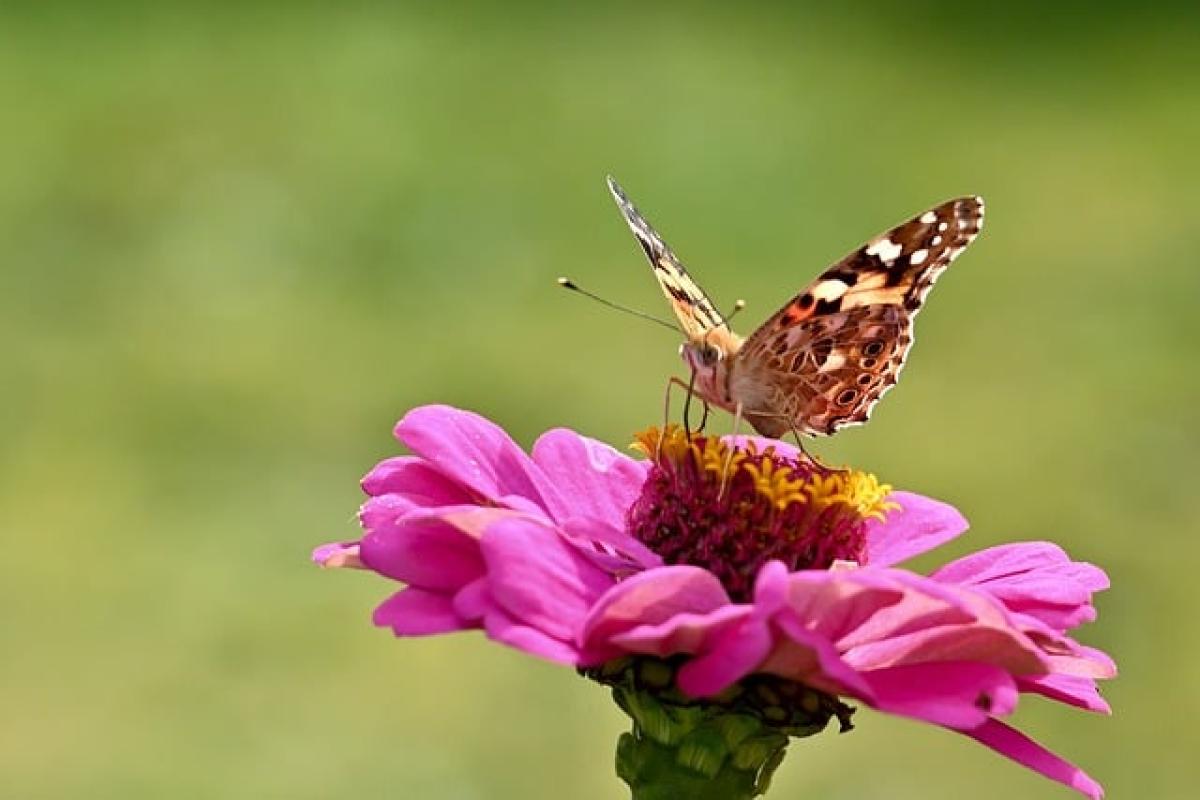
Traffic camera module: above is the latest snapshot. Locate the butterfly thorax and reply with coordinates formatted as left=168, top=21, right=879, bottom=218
left=680, top=328, right=744, bottom=411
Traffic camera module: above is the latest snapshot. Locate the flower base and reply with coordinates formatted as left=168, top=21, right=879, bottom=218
left=585, top=657, right=855, bottom=800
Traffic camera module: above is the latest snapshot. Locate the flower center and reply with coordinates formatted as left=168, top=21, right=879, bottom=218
left=628, top=426, right=896, bottom=601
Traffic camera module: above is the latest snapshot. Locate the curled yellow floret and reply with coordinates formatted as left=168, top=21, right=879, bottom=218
left=633, top=425, right=895, bottom=521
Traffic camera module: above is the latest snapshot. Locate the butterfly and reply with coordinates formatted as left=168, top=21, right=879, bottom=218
left=606, top=176, right=984, bottom=438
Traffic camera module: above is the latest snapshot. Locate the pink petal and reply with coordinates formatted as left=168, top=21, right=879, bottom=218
left=580, top=566, right=731, bottom=662
left=933, top=542, right=1109, bottom=633
left=755, top=569, right=904, bottom=698
left=959, top=719, right=1104, bottom=799
left=559, top=516, right=663, bottom=574
left=783, top=570, right=906, bottom=642
left=481, top=517, right=615, bottom=643
left=673, top=566, right=790, bottom=695
left=1042, top=649, right=1118, bottom=681
left=359, top=506, right=489, bottom=589
left=934, top=542, right=1106, bottom=590
left=1000, top=614, right=1116, bottom=680
left=837, top=572, right=1047, bottom=676
left=847, top=616, right=1044, bottom=676
left=531, top=428, right=649, bottom=529
left=862, top=662, right=1017, bottom=728
left=823, top=571, right=974, bottom=652
left=312, top=541, right=362, bottom=569
left=1019, top=674, right=1111, bottom=714
left=373, top=588, right=466, bottom=635
left=394, top=405, right=565, bottom=515
left=361, top=456, right=475, bottom=505
left=677, top=614, right=773, bottom=696
left=451, top=578, right=491, bottom=623
left=765, top=613, right=875, bottom=699
left=358, top=493, right=419, bottom=532
left=754, top=560, right=792, bottom=610
left=483, top=607, right=581, bottom=664
left=683, top=564, right=875, bottom=699
left=493, top=493, right=551, bottom=519
left=866, top=492, right=969, bottom=567
left=1070, top=645, right=1117, bottom=678
left=610, top=605, right=751, bottom=658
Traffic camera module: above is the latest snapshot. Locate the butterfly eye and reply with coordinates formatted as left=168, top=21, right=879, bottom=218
left=701, top=346, right=722, bottom=366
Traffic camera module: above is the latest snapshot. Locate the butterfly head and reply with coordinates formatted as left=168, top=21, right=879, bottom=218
left=680, top=328, right=743, bottom=406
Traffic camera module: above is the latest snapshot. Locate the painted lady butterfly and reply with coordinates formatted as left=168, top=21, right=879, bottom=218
left=606, top=176, right=984, bottom=438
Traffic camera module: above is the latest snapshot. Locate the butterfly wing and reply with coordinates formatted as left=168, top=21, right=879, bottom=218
left=734, top=196, right=985, bottom=437
left=607, top=176, right=725, bottom=338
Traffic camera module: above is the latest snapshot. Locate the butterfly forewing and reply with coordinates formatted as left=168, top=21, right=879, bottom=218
left=606, top=176, right=726, bottom=338
left=603, top=178, right=984, bottom=439
left=735, top=196, right=984, bottom=436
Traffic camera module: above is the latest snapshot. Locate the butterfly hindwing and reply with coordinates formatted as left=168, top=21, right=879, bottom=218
left=736, top=196, right=984, bottom=436
left=607, top=176, right=725, bottom=338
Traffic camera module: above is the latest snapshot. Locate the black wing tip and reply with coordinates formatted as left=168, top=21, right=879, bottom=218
left=934, top=195, right=983, bottom=209
left=952, top=195, right=985, bottom=231
left=953, top=195, right=985, bottom=214
left=925, top=196, right=984, bottom=232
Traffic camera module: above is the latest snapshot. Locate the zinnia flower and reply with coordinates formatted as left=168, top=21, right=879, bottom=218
left=315, top=405, right=1114, bottom=799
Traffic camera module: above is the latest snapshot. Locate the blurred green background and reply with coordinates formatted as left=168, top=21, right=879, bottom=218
left=2, top=3, right=1197, bottom=798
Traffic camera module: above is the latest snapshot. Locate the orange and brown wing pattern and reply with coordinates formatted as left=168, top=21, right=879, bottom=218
left=736, top=196, right=984, bottom=436
left=607, top=176, right=726, bottom=339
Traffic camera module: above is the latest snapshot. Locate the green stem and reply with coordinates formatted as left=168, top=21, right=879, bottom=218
left=615, top=708, right=787, bottom=800
left=585, top=657, right=855, bottom=800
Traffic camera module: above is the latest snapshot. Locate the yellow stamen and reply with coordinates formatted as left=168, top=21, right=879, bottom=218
left=742, top=459, right=808, bottom=511
left=633, top=426, right=897, bottom=522
left=804, top=471, right=898, bottom=521
left=633, top=425, right=690, bottom=463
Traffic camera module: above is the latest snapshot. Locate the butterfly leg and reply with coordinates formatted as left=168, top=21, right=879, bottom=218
left=682, top=369, right=700, bottom=436
left=662, top=374, right=710, bottom=444
left=661, top=376, right=686, bottom=458
left=718, top=402, right=745, bottom=501
left=663, top=375, right=700, bottom=427
left=743, top=409, right=839, bottom=473
left=661, top=374, right=705, bottom=457
left=662, top=377, right=678, bottom=431
left=784, top=425, right=844, bottom=473
left=786, top=421, right=811, bottom=462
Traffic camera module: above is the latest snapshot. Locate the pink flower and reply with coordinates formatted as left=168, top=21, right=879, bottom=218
left=315, top=405, right=1114, bottom=798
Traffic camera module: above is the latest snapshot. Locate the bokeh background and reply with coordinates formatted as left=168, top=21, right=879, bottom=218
left=3, top=3, right=1197, bottom=798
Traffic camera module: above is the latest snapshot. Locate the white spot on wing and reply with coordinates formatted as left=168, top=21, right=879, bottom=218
left=937, top=222, right=948, bottom=232
left=811, top=279, right=849, bottom=302
left=931, top=235, right=943, bottom=246
left=819, top=352, right=846, bottom=372
left=865, top=238, right=903, bottom=263
left=919, top=211, right=937, bottom=224
left=909, top=249, right=928, bottom=265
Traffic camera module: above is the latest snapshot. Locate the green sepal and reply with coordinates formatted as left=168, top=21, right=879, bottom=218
left=585, top=656, right=855, bottom=799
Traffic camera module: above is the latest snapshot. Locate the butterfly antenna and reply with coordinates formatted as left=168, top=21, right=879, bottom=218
left=698, top=299, right=747, bottom=348
left=722, top=299, right=747, bottom=328
left=557, top=277, right=681, bottom=334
